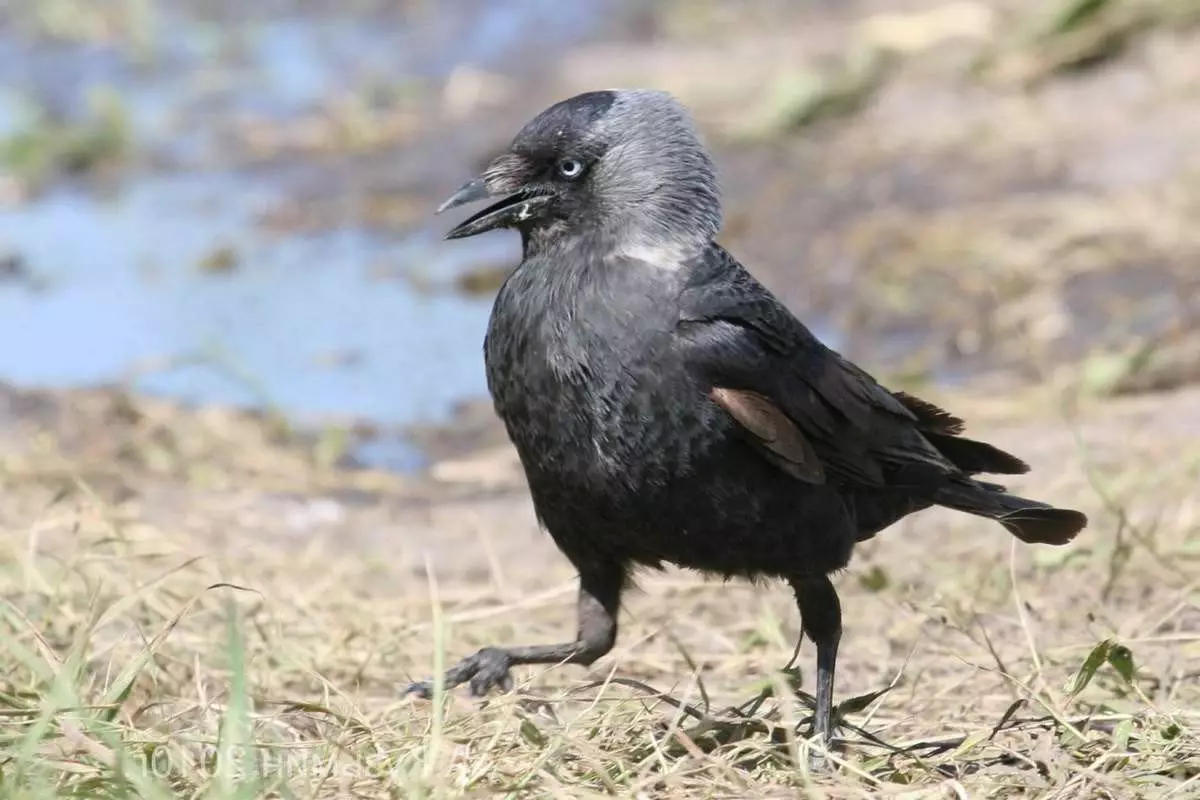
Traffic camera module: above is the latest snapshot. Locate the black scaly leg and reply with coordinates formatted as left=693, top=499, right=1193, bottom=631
left=405, top=562, right=623, bottom=698
left=789, top=573, right=842, bottom=770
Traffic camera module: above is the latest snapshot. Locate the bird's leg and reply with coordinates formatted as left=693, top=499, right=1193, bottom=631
left=405, top=564, right=622, bottom=698
left=789, top=574, right=842, bottom=771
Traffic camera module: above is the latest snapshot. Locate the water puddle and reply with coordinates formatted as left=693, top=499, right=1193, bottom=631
left=0, top=171, right=507, bottom=422
left=0, top=0, right=612, bottom=471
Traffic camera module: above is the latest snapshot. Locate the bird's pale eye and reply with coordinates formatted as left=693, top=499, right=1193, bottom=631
left=556, top=157, right=585, bottom=180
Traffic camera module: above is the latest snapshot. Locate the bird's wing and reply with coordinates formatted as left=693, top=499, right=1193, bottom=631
left=708, top=385, right=827, bottom=483
left=676, top=246, right=958, bottom=488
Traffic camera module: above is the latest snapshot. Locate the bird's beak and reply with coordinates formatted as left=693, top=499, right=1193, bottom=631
left=436, top=175, right=553, bottom=240
left=436, top=177, right=491, bottom=215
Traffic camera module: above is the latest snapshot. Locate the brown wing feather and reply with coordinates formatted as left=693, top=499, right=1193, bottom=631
left=711, top=387, right=826, bottom=484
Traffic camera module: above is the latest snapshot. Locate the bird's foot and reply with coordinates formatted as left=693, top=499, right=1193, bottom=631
left=804, top=728, right=841, bottom=773
left=403, top=647, right=515, bottom=699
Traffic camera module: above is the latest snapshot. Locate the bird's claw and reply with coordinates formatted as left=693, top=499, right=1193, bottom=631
left=404, top=647, right=515, bottom=699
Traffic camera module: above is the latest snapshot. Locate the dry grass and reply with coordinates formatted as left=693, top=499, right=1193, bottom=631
left=2, top=384, right=1199, bottom=798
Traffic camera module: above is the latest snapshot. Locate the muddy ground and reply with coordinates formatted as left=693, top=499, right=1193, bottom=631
left=2, top=0, right=1199, bottom=796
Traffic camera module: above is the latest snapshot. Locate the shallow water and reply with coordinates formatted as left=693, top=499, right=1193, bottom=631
left=0, top=1, right=611, bottom=468
left=0, top=172, right=508, bottom=422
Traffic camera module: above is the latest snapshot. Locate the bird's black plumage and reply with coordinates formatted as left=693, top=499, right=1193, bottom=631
left=407, top=89, right=1087, bottom=766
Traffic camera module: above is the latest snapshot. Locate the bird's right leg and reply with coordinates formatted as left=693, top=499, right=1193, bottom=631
left=789, top=573, right=843, bottom=771
left=404, top=561, right=623, bottom=698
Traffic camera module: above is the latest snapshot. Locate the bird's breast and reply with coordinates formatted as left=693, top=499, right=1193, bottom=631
left=482, top=259, right=695, bottom=487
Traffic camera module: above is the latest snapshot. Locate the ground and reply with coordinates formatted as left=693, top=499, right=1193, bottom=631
left=4, top=377, right=1199, bottom=797
left=3, top=0, right=1200, bottom=797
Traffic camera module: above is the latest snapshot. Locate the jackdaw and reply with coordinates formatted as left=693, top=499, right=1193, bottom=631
left=406, top=89, right=1087, bottom=762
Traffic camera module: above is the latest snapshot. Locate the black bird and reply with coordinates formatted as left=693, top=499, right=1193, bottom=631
left=407, top=89, right=1086, bottom=763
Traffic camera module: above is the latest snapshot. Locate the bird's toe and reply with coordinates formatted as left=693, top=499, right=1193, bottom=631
left=405, top=647, right=514, bottom=700
left=402, top=680, right=435, bottom=698
left=466, top=648, right=515, bottom=696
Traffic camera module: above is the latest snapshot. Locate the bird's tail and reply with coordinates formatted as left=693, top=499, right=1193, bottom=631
left=934, top=481, right=1087, bottom=545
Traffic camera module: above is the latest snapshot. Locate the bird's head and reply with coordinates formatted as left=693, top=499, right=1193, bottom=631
left=437, top=89, right=722, bottom=255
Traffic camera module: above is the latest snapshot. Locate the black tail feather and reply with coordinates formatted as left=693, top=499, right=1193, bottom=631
left=891, top=389, right=1029, bottom=476
left=934, top=482, right=1087, bottom=545
left=925, top=432, right=1030, bottom=476
left=996, top=506, right=1089, bottom=545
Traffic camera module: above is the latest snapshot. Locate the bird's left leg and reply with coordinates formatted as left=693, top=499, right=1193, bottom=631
left=404, top=561, right=623, bottom=698
left=789, top=573, right=842, bottom=770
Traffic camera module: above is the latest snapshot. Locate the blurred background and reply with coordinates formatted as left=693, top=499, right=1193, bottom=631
left=1, top=0, right=1198, bottom=476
